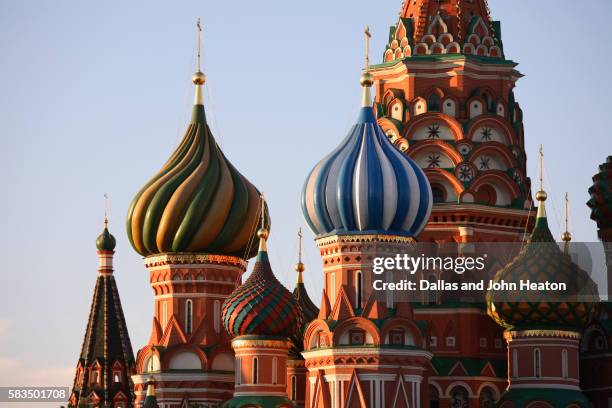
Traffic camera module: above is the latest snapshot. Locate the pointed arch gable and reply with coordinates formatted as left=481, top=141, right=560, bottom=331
left=345, top=369, right=368, bottom=408
left=391, top=369, right=411, bottom=408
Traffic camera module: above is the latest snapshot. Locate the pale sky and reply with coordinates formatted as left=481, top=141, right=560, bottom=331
left=0, top=0, right=611, bottom=398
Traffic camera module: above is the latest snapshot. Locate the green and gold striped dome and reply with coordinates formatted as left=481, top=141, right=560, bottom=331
left=487, top=191, right=599, bottom=331
left=126, top=72, right=269, bottom=259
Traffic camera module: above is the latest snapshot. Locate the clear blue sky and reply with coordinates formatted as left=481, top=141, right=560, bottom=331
left=0, top=0, right=610, bottom=393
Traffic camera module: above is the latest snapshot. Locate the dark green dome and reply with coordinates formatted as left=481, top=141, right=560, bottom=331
left=96, top=224, right=116, bottom=251
left=487, top=196, right=599, bottom=332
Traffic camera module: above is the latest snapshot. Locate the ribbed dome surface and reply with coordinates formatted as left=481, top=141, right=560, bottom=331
left=302, top=107, right=432, bottom=237
left=222, top=250, right=303, bottom=338
left=587, top=156, right=612, bottom=230
left=126, top=105, right=268, bottom=259
left=487, top=212, right=599, bottom=331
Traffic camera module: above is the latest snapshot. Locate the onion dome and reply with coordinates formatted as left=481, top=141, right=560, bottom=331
left=126, top=68, right=269, bottom=259
left=301, top=63, right=432, bottom=238
left=222, top=219, right=303, bottom=338
left=587, top=156, right=612, bottom=231
left=487, top=187, right=599, bottom=331
left=96, top=219, right=116, bottom=251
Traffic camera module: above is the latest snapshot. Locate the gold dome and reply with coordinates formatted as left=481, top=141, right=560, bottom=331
left=562, top=231, right=572, bottom=242
left=257, top=227, right=269, bottom=240
left=192, top=71, right=206, bottom=85
left=535, top=190, right=547, bottom=202
left=294, top=261, right=305, bottom=273
left=360, top=71, right=374, bottom=87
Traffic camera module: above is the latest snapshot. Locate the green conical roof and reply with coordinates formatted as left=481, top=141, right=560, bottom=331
left=487, top=193, right=599, bottom=331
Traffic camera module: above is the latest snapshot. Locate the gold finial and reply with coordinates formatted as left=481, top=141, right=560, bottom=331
left=562, top=192, right=572, bottom=252
left=257, top=194, right=269, bottom=251
left=103, top=193, right=109, bottom=228
left=192, top=18, right=206, bottom=104
left=295, top=227, right=305, bottom=282
left=360, top=26, right=374, bottom=107
left=535, top=145, right=547, bottom=218
left=146, top=375, right=156, bottom=397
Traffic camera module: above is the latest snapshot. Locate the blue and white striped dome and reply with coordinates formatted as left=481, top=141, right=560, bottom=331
left=301, top=106, right=432, bottom=237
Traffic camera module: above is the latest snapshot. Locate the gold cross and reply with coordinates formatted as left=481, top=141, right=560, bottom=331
left=538, top=144, right=543, bottom=191
left=297, top=227, right=303, bottom=263
left=196, top=18, right=202, bottom=72
left=103, top=193, right=109, bottom=226
left=364, top=26, right=372, bottom=70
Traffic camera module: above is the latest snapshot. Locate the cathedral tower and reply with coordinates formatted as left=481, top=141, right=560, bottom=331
left=126, top=23, right=269, bottom=406
left=487, top=156, right=599, bottom=407
left=68, top=218, right=135, bottom=408
left=301, top=29, right=434, bottom=408
left=373, top=0, right=532, bottom=244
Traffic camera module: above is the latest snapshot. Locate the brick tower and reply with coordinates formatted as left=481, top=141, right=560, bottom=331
left=487, top=165, right=599, bottom=408
left=68, top=219, right=135, bottom=408
left=125, top=25, right=269, bottom=406
left=372, top=0, right=533, bottom=244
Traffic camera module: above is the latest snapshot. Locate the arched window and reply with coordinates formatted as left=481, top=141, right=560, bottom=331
left=330, top=273, right=336, bottom=306
left=236, top=358, right=242, bottom=385
left=113, top=371, right=121, bottom=383
left=562, top=349, right=568, bottom=379
left=272, top=357, right=278, bottom=385
left=512, top=349, right=519, bottom=378
left=428, top=93, right=441, bottom=111
left=214, top=300, right=221, bottom=334
left=534, top=348, right=541, bottom=378
left=450, top=386, right=469, bottom=408
left=291, top=375, right=297, bottom=400
left=185, top=299, right=193, bottom=335
left=162, top=301, right=168, bottom=329
left=479, top=387, right=496, bottom=408
left=356, top=271, right=363, bottom=309
left=431, top=184, right=446, bottom=203
left=429, top=385, right=440, bottom=408
left=253, top=357, right=259, bottom=384
left=476, top=185, right=497, bottom=206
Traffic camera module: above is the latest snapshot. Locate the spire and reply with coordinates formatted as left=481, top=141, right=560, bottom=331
left=143, top=376, right=159, bottom=408
left=69, top=215, right=135, bottom=407
left=295, top=227, right=305, bottom=284
left=192, top=18, right=205, bottom=107
left=562, top=192, right=572, bottom=254
left=257, top=194, right=268, bottom=253
left=535, top=145, right=547, bottom=219
left=360, top=26, right=374, bottom=107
